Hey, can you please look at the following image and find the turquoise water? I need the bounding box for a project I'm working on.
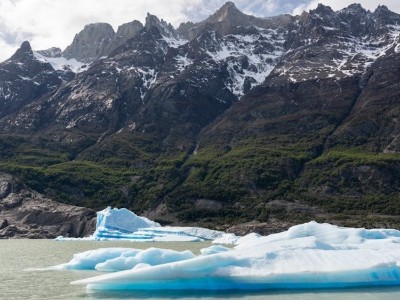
[1,240,400,300]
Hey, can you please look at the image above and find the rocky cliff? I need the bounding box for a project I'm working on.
[0,173,96,238]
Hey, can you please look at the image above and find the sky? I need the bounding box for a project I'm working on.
[0,0,399,62]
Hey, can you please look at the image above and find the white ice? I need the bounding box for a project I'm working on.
[96,207,160,233]
[56,207,236,243]
[71,222,400,291]
[33,247,195,272]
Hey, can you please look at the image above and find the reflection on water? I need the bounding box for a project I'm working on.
[87,287,400,300]
[1,239,400,300]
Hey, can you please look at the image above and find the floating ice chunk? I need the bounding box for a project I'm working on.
[200,245,231,256]
[138,226,230,241]
[57,207,237,242]
[96,207,160,232]
[95,248,195,272]
[152,235,203,242]
[212,233,238,245]
[72,222,400,291]
[38,247,194,272]
[50,248,139,270]
[234,232,261,248]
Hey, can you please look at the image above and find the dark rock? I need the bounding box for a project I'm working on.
[36,47,62,58]
[0,219,8,230]
[63,23,116,63]
[227,221,295,236]
[0,41,62,120]
[145,13,178,39]
[0,172,96,239]
[111,20,144,52]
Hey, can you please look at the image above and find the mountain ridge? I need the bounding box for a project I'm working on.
[0,2,400,234]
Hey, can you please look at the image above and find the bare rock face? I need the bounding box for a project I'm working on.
[145,13,178,39]
[227,221,295,236]
[178,1,293,39]
[63,23,116,63]
[0,41,62,120]
[0,173,96,239]
[112,20,144,48]
[36,47,62,58]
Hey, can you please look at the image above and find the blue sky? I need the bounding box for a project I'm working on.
[0,0,399,62]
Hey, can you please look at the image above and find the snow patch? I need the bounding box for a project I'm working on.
[163,36,187,48]
[33,51,86,73]
[137,68,157,100]
[205,29,285,97]
[175,54,193,72]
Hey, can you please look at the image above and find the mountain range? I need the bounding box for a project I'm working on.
[1,2,400,237]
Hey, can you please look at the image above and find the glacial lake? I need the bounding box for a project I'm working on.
[1,240,400,300]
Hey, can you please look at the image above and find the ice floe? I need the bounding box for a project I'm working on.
[56,207,237,243]
[41,247,195,272]
[70,222,400,291]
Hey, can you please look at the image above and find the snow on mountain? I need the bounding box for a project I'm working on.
[273,5,400,83]
[33,51,86,73]
[208,28,285,96]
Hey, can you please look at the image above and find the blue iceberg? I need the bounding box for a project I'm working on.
[57,206,236,243]
[43,247,195,272]
[71,222,400,291]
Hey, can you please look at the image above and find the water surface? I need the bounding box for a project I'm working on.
[1,239,400,300]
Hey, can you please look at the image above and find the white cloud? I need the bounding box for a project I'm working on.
[1,0,400,63]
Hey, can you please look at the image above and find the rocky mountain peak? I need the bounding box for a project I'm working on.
[374,4,400,19]
[344,3,366,13]
[372,4,400,27]
[9,41,33,61]
[145,13,178,39]
[222,1,235,9]
[116,20,143,39]
[209,1,244,23]
[339,3,368,20]
[0,41,62,120]
[63,22,115,63]
[36,47,62,58]
[183,1,264,39]
[376,5,390,13]
[312,3,335,17]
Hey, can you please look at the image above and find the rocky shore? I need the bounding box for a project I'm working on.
[0,173,96,239]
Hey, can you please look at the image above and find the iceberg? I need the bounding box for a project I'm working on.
[92,207,161,240]
[38,247,195,272]
[57,206,237,243]
[71,222,400,291]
